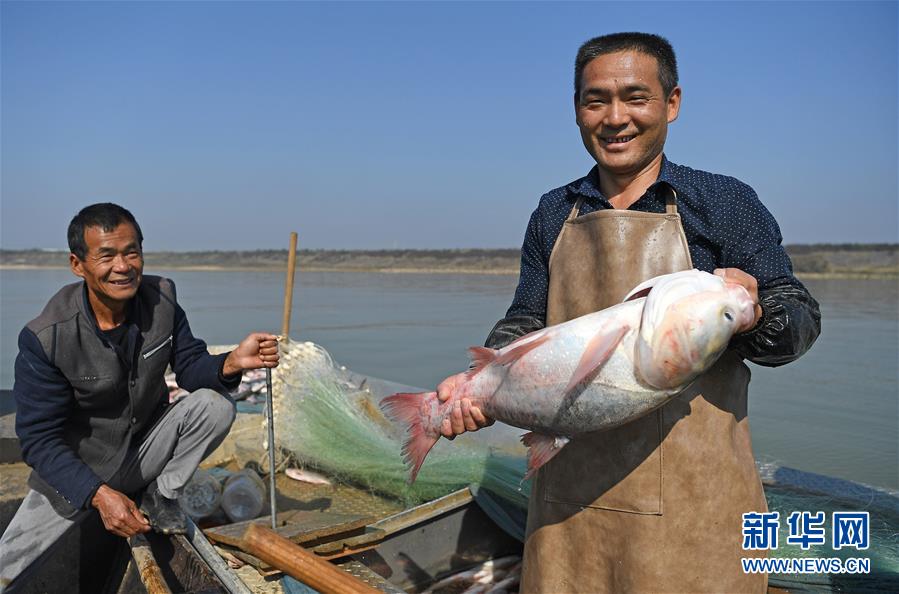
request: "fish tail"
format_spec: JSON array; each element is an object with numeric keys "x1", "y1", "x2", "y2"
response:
[{"x1": 380, "y1": 391, "x2": 441, "y2": 483}]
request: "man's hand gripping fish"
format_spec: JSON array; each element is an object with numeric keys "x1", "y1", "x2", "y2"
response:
[{"x1": 381, "y1": 270, "x2": 756, "y2": 482}]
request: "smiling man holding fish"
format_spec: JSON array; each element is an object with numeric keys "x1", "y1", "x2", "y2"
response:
[
  {"x1": 434, "y1": 33, "x2": 821, "y2": 593},
  {"x1": 0, "y1": 203, "x2": 280, "y2": 591}
]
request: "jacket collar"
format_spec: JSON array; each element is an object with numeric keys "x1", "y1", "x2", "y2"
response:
[{"x1": 79, "y1": 282, "x2": 141, "y2": 364}]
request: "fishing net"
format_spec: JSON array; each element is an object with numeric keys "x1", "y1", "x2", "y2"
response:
[{"x1": 271, "y1": 339, "x2": 528, "y2": 508}]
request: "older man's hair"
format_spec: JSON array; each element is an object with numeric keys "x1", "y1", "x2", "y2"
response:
[
  {"x1": 574, "y1": 32, "x2": 679, "y2": 98},
  {"x1": 68, "y1": 203, "x2": 143, "y2": 260}
]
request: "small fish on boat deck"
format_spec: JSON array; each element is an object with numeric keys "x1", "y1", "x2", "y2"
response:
[
  {"x1": 382, "y1": 270, "x2": 756, "y2": 482},
  {"x1": 285, "y1": 468, "x2": 332, "y2": 486}
]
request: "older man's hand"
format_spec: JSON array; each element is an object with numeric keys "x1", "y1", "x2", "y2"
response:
[
  {"x1": 436, "y1": 372, "x2": 495, "y2": 439},
  {"x1": 714, "y1": 268, "x2": 763, "y2": 333},
  {"x1": 91, "y1": 484, "x2": 150, "y2": 538},
  {"x1": 222, "y1": 333, "x2": 280, "y2": 376}
]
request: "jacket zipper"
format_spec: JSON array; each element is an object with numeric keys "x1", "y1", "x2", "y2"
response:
[{"x1": 142, "y1": 335, "x2": 173, "y2": 359}]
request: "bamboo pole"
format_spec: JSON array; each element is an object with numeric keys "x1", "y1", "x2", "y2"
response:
[
  {"x1": 281, "y1": 232, "x2": 298, "y2": 340},
  {"x1": 238, "y1": 524, "x2": 380, "y2": 594}
]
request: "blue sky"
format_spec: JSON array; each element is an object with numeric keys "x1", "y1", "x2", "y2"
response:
[{"x1": 2, "y1": 1, "x2": 896, "y2": 250}]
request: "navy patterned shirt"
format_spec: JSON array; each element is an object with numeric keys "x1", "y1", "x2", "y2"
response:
[{"x1": 493, "y1": 156, "x2": 821, "y2": 366}]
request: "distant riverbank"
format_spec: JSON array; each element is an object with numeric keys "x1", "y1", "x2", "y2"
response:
[{"x1": 1, "y1": 245, "x2": 897, "y2": 278}]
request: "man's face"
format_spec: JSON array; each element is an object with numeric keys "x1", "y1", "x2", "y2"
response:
[
  {"x1": 575, "y1": 51, "x2": 681, "y2": 179},
  {"x1": 70, "y1": 222, "x2": 144, "y2": 306}
]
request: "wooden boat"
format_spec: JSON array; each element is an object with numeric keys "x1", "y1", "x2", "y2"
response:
[{"x1": 0, "y1": 382, "x2": 520, "y2": 594}]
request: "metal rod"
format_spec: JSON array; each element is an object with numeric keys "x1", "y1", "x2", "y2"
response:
[
  {"x1": 266, "y1": 366, "x2": 276, "y2": 530},
  {"x1": 281, "y1": 231, "x2": 298, "y2": 339},
  {"x1": 184, "y1": 519, "x2": 253, "y2": 594}
]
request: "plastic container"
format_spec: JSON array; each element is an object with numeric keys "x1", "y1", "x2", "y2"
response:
[
  {"x1": 221, "y1": 468, "x2": 267, "y2": 522},
  {"x1": 178, "y1": 468, "x2": 223, "y2": 520}
]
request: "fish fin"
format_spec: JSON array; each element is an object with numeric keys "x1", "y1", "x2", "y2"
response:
[
  {"x1": 521, "y1": 432, "x2": 570, "y2": 480},
  {"x1": 562, "y1": 324, "x2": 630, "y2": 395},
  {"x1": 624, "y1": 287, "x2": 651, "y2": 302},
  {"x1": 466, "y1": 346, "x2": 497, "y2": 378},
  {"x1": 494, "y1": 333, "x2": 550, "y2": 366},
  {"x1": 623, "y1": 277, "x2": 659, "y2": 302},
  {"x1": 465, "y1": 334, "x2": 550, "y2": 378},
  {"x1": 380, "y1": 391, "x2": 441, "y2": 483}
]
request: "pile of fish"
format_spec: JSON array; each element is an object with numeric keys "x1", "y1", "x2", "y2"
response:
[
  {"x1": 383, "y1": 269, "x2": 755, "y2": 481},
  {"x1": 166, "y1": 367, "x2": 269, "y2": 404}
]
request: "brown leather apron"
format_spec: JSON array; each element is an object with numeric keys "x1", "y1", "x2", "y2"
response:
[{"x1": 520, "y1": 188, "x2": 768, "y2": 593}]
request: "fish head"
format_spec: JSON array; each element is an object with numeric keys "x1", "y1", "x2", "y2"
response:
[{"x1": 633, "y1": 270, "x2": 755, "y2": 389}]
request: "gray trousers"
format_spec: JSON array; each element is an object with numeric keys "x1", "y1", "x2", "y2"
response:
[{"x1": 0, "y1": 389, "x2": 235, "y2": 592}]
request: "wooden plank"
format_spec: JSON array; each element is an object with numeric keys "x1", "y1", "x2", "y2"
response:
[
  {"x1": 308, "y1": 528, "x2": 387, "y2": 558},
  {"x1": 203, "y1": 510, "x2": 371, "y2": 549},
  {"x1": 309, "y1": 488, "x2": 473, "y2": 558},
  {"x1": 367, "y1": 488, "x2": 471, "y2": 534}
]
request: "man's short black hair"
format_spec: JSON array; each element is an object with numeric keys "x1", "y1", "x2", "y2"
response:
[
  {"x1": 575, "y1": 32, "x2": 678, "y2": 98},
  {"x1": 67, "y1": 203, "x2": 143, "y2": 260}
]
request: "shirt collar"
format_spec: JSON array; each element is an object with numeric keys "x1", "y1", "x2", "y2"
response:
[
  {"x1": 567, "y1": 166, "x2": 605, "y2": 200},
  {"x1": 568, "y1": 155, "x2": 686, "y2": 202},
  {"x1": 79, "y1": 282, "x2": 139, "y2": 335},
  {"x1": 653, "y1": 156, "x2": 687, "y2": 196}
]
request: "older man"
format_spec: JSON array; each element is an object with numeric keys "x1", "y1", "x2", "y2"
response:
[
  {"x1": 438, "y1": 33, "x2": 821, "y2": 592},
  {"x1": 0, "y1": 203, "x2": 279, "y2": 590}
]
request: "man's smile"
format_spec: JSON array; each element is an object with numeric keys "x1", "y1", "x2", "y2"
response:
[{"x1": 601, "y1": 135, "x2": 636, "y2": 145}]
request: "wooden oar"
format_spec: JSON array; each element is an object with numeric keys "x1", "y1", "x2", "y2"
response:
[
  {"x1": 128, "y1": 533, "x2": 173, "y2": 594},
  {"x1": 237, "y1": 523, "x2": 380, "y2": 594}
]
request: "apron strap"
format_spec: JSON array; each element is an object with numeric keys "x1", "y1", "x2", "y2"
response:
[
  {"x1": 567, "y1": 197, "x2": 585, "y2": 221},
  {"x1": 665, "y1": 184, "x2": 679, "y2": 215},
  {"x1": 569, "y1": 185, "x2": 678, "y2": 217}
]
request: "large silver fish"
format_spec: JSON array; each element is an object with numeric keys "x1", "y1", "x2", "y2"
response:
[{"x1": 382, "y1": 270, "x2": 756, "y2": 482}]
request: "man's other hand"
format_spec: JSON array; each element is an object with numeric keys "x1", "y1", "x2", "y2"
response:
[
  {"x1": 714, "y1": 268, "x2": 763, "y2": 333},
  {"x1": 222, "y1": 332, "x2": 280, "y2": 376},
  {"x1": 436, "y1": 372, "x2": 495, "y2": 439},
  {"x1": 91, "y1": 484, "x2": 150, "y2": 538}
]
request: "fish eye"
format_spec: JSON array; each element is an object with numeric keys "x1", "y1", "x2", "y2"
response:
[{"x1": 724, "y1": 311, "x2": 734, "y2": 322}]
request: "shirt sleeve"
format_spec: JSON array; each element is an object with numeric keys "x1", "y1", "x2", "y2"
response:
[
  {"x1": 485, "y1": 205, "x2": 549, "y2": 348},
  {"x1": 169, "y1": 301, "x2": 242, "y2": 393},
  {"x1": 14, "y1": 328, "x2": 104, "y2": 510},
  {"x1": 720, "y1": 184, "x2": 822, "y2": 365}
]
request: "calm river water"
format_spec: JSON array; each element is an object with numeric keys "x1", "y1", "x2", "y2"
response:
[{"x1": 1, "y1": 269, "x2": 896, "y2": 490}]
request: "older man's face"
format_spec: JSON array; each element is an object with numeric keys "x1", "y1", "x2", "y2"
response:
[
  {"x1": 70, "y1": 222, "x2": 144, "y2": 306},
  {"x1": 575, "y1": 51, "x2": 681, "y2": 180}
]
